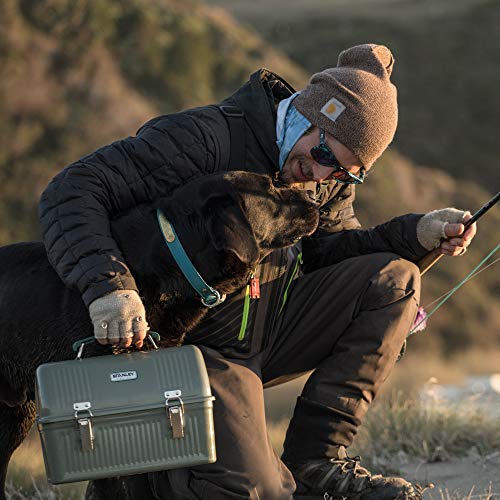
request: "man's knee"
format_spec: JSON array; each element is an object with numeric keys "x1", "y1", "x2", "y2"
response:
[{"x1": 360, "y1": 253, "x2": 421, "y2": 310}]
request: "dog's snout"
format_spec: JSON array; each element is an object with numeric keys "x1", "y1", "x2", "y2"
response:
[{"x1": 285, "y1": 188, "x2": 319, "y2": 207}]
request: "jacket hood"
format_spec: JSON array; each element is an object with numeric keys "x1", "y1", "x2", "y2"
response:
[{"x1": 220, "y1": 69, "x2": 296, "y2": 170}]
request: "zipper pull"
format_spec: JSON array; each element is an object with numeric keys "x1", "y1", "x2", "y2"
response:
[{"x1": 249, "y1": 271, "x2": 260, "y2": 299}]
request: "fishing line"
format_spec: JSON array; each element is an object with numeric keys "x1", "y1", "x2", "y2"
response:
[
  {"x1": 408, "y1": 243, "x2": 500, "y2": 336},
  {"x1": 423, "y1": 255, "x2": 500, "y2": 310}
]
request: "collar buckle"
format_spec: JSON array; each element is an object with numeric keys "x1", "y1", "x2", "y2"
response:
[{"x1": 201, "y1": 290, "x2": 227, "y2": 308}]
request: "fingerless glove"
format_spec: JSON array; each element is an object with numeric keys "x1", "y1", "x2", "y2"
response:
[
  {"x1": 416, "y1": 208, "x2": 466, "y2": 251},
  {"x1": 89, "y1": 289, "x2": 148, "y2": 344}
]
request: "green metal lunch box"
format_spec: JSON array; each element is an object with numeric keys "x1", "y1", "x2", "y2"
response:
[{"x1": 35, "y1": 345, "x2": 216, "y2": 484}]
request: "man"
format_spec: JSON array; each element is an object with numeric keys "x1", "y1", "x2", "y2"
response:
[{"x1": 39, "y1": 44, "x2": 475, "y2": 499}]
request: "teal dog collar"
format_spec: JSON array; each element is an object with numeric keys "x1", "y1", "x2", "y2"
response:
[{"x1": 157, "y1": 209, "x2": 226, "y2": 308}]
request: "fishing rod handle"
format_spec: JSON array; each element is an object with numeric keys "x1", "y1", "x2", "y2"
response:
[{"x1": 418, "y1": 247, "x2": 443, "y2": 275}]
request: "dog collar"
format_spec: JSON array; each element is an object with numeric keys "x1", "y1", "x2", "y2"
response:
[{"x1": 156, "y1": 209, "x2": 226, "y2": 308}]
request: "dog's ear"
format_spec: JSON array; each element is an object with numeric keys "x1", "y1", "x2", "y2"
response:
[{"x1": 207, "y1": 197, "x2": 260, "y2": 267}]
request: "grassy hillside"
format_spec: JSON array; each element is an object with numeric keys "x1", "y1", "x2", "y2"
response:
[
  {"x1": 205, "y1": 0, "x2": 500, "y2": 191},
  {"x1": 0, "y1": 0, "x2": 307, "y2": 243},
  {"x1": 0, "y1": 0, "x2": 498, "y2": 352}
]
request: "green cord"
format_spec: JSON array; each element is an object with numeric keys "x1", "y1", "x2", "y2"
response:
[
  {"x1": 279, "y1": 252, "x2": 303, "y2": 315},
  {"x1": 238, "y1": 284, "x2": 251, "y2": 340},
  {"x1": 409, "y1": 243, "x2": 500, "y2": 336}
]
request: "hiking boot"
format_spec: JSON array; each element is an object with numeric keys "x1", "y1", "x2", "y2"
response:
[{"x1": 288, "y1": 446, "x2": 422, "y2": 499}]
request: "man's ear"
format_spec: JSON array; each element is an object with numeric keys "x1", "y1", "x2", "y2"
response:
[{"x1": 207, "y1": 198, "x2": 260, "y2": 267}]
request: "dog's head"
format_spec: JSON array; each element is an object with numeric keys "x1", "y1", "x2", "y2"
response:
[
  {"x1": 206, "y1": 171, "x2": 319, "y2": 263},
  {"x1": 162, "y1": 171, "x2": 319, "y2": 268}
]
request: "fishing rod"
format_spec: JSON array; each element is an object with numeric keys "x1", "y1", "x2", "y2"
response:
[{"x1": 418, "y1": 190, "x2": 500, "y2": 275}]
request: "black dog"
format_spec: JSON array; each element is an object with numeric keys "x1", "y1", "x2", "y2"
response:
[{"x1": 0, "y1": 171, "x2": 319, "y2": 498}]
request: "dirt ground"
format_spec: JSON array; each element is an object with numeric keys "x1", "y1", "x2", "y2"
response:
[{"x1": 398, "y1": 452, "x2": 500, "y2": 499}]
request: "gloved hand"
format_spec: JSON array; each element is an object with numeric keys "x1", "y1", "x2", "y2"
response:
[
  {"x1": 416, "y1": 208, "x2": 476, "y2": 256},
  {"x1": 88, "y1": 290, "x2": 149, "y2": 348}
]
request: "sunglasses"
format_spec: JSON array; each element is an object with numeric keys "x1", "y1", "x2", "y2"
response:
[{"x1": 310, "y1": 129, "x2": 365, "y2": 184}]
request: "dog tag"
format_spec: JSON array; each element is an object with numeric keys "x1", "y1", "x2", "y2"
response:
[{"x1": 250, "y1": 277, "x2": 260, "y2": 299}]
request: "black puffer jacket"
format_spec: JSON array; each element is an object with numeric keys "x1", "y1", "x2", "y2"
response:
[{"x1": 39, "y1": 69, "x2": 426, "y2": 330}]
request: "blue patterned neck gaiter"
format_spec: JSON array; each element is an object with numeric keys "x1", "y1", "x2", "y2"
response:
[{"x1": 276, "y1": 91, "x2": 312, "y2": 170}]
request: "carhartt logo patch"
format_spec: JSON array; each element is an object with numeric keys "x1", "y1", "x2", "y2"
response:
[{"x1": 320, "y1": 97, "x2": 346, "y2": 122}]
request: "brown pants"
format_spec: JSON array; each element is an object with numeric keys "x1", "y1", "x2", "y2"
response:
[{"x1": 111, "y1": 253, "x2": 420, "y2": 500}]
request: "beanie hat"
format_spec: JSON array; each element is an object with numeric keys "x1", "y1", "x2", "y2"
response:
[{"x1": 294, "y1": 44, "x2": 398, "y2": 168}]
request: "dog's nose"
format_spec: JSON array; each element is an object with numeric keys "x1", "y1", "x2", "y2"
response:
[{"x1": 305, "y1": 190, "x2": 316, "y2": 201}]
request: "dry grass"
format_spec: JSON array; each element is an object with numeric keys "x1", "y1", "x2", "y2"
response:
[
  {"x1": 6, "y1": 430, "x2": 86, "y2": 499},
  {"x1": 351, "y1": 392, "x2": 500, "y2": 464},
  {"x1": 5, "y1": 480, "x2": 85, "y2": 500},
  {"x1": 424, "y1": 485, "x2": 496, "y2": 500},
  {"x1": 426, "y1": 486, "x2": 496, "y2": 500}
]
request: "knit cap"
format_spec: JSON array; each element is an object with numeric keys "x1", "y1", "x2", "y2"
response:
[{"x1": 294, "y1": 44, "x2": 398, "y2": 168}]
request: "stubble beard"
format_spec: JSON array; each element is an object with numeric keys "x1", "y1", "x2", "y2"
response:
[{"x1": 281, "y1": 154, "x2": 313, "y2": 188}]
